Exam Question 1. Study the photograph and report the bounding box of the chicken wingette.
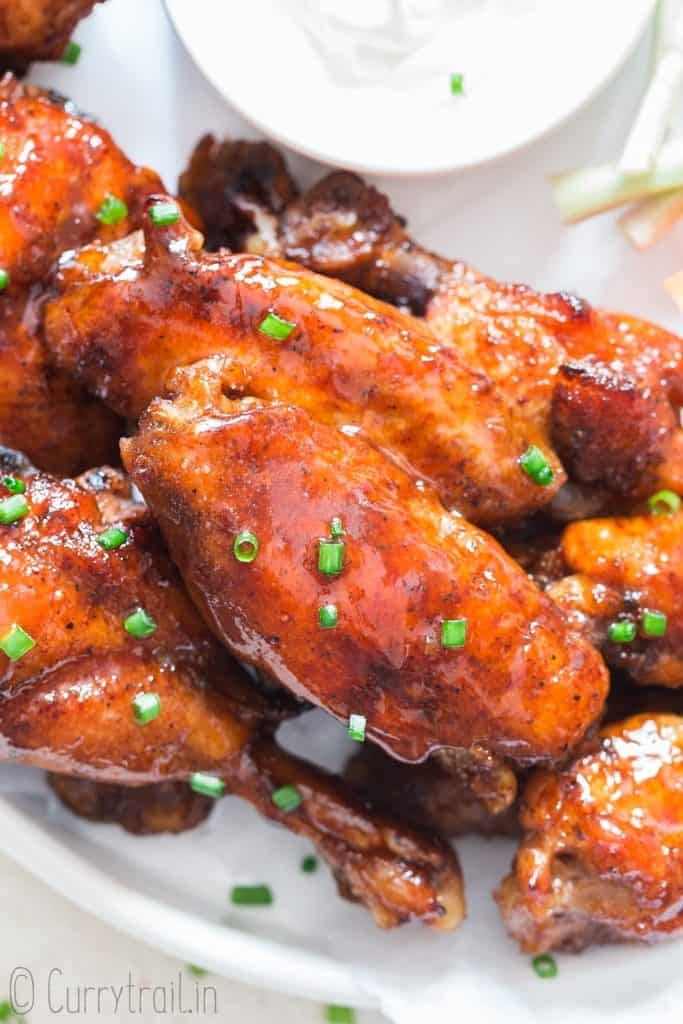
[0,452,464,930]
[122,355,609,766]
[0,0,103,73]
[44,196,564,527]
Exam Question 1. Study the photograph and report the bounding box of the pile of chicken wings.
[1,65,683,955]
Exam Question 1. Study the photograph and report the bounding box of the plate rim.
[0,795,379,1010]
[164,0,656,177]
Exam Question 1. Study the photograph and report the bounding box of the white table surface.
[2,1,681,1021]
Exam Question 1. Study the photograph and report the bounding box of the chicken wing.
[0,453,463,930]
[497,714,683,951]
[180,138,683,507]
[0,75,162,473]
[546,510,683,689]
[121,355,608,765]
[44,195,564,527]
[0,0,103,73]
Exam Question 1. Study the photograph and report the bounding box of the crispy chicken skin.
[497,714,683,952]
[180,138,683,506]
[0,0,103,73]
[45,197,565,527]
[0,453,462,929]
[0,75,162,473]
[122,355,608,765]
[547,511,683,688]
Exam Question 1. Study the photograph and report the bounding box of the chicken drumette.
[0,451,463,930]
[180,138,683,512]
[0,74,162,473]
[497,713,683,951]
[121,354,608,766]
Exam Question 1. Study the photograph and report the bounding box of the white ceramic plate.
[165,0,655,176]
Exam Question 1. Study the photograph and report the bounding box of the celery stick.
[620,186,683,247]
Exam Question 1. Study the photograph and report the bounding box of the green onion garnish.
[318,538,344,576]
[96,193,128,226]
[531,954,558,979]
[0,270,9,292]
[319,604,338,629]
[230,884,273,906]
[441,618,467,649]
[149,201,179,226]
[2,476,25,495]
[271,784,302,813]
[187,964,208,977]
[450,73,464,95]
[97,525,128,550]
[0,494,28,524]
[132,691,161,725]
[520,445,554,486]
[301,854,318,874]
[258,311,296,340]
[648,489,681,515]
[607,620,637,644]
[0,1002,12,1022]
[0,143,5,161]
[233,529,259,563]
[124,607,157,638]
[61,40,81,65]
[325,1007,356,1023]
[190,773,225,799]
[0,624,35,661]
[348,713,366,742]
[330,516,344,538]
[642,609,667,637]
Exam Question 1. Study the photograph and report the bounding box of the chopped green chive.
[124,607,157,638]
[348,713,366,742]
[258,310,296,340]
[0,270,9,292]
[532,953,558,979]
[233,529,259,563]
[0,494,28,524]
[450,73,464,95]
[132,691,161,725]
[271,784,302,813]
[187,964,208,977]
[0,624,35,661]
[61,40,81,64]
[190,773,225,799]
[441,618,467,648]
[96,193,128,226]
[149,201,179,226]
[642,609,667,637]
[301,854,318,874]
[0,143,5,161]
[318,538,345,576]
[98,525,128,550]
[325,1007,356,1023]
[2,476,25,495]
[520,445,554,486]
[648,489,681,516]
[607,619,637,644]
[330,516,344,538]
[230,884,273,906]
[319,603,338,629]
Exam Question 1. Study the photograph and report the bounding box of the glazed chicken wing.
[0,453,463,930]
[0,75,162,473]
[0,0,103,73]
[44,196,563,527]
[497,714,683,951]
[546,510,683,688]
[121,355,608,765]
[180,138,683,508]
